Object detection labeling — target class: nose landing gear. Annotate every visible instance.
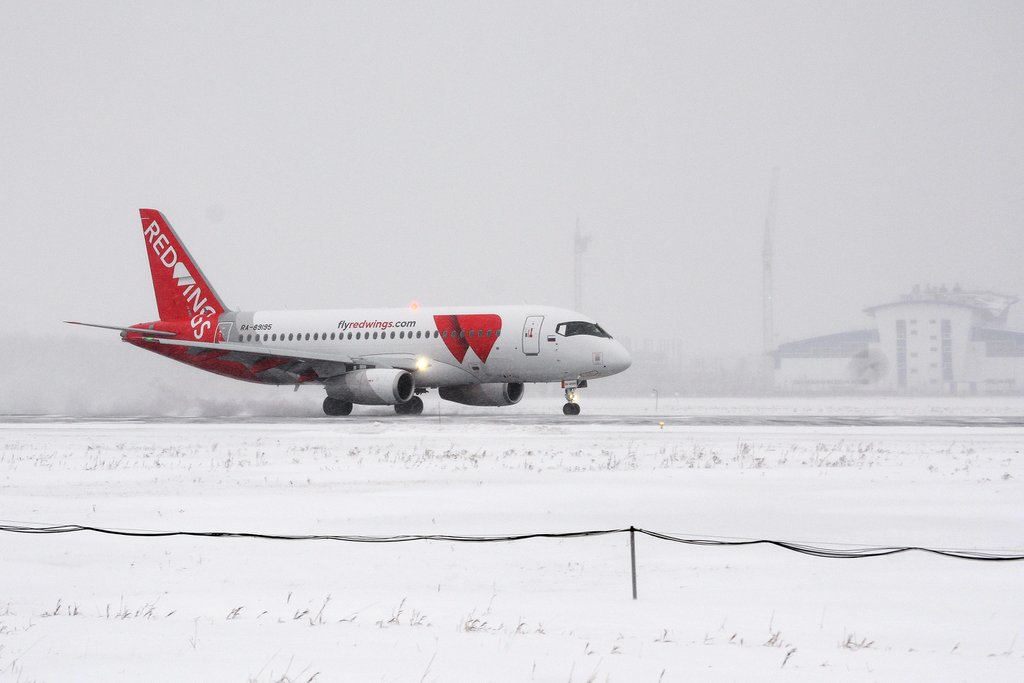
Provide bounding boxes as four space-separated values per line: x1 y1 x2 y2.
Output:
562 379 586 416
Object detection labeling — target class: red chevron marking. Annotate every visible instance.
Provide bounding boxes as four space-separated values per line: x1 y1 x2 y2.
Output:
460 314 502 363
433 315 469 363
433 314 503 363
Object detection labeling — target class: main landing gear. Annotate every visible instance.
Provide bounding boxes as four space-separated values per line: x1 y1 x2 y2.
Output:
323 396 353 416
323 396 425 416
394 395 424 416
562 379 587 416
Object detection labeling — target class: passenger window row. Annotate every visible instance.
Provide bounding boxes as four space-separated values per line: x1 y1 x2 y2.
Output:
240 329 501 343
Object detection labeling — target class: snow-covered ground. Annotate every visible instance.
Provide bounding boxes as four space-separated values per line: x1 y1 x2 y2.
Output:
1 406 1022 681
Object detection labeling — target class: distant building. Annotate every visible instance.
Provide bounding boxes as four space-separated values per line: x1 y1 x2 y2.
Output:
773 286 1024 394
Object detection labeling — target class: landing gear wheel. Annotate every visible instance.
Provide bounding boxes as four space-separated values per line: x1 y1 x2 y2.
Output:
562 383 582 416
407 396 424 415
395 396 424 416
323 397 353 416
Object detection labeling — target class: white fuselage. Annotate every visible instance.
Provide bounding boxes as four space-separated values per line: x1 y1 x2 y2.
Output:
221 304 631 388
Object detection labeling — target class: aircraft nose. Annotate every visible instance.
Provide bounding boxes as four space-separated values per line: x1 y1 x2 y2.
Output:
608 341 632 375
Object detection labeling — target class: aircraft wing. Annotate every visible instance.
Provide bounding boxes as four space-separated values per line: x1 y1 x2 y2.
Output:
69 320 389 384
150 337 351 363
349 353 417 371
140 337 359 383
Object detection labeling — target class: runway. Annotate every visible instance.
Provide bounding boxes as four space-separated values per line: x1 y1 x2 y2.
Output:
3 413 1023 428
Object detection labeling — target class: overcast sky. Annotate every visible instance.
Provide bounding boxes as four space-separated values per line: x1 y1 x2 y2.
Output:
2 1 1023 358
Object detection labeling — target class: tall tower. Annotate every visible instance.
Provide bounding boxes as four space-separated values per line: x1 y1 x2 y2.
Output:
574 218 592 312
763 169 780 386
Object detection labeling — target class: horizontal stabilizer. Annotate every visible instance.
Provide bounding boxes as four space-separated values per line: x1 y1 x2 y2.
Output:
64 321 177 337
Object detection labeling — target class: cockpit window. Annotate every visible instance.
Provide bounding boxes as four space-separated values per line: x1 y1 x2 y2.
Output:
555 321 612 338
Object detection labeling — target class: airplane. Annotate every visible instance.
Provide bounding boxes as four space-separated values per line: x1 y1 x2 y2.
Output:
67 209 632 416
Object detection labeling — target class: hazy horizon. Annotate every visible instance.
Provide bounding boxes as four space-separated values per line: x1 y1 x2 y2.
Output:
3 2 1023 408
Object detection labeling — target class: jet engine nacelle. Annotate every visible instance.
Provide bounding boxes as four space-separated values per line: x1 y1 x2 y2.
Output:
327 369 415 405
439 382 525 407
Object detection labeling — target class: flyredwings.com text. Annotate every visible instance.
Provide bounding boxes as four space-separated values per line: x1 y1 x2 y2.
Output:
336 320 417 331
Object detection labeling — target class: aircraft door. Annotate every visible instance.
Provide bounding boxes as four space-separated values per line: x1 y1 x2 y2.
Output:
217 321 233 343
522 316 543 356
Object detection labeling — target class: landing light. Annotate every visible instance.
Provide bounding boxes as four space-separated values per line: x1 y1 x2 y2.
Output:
415 357 431 372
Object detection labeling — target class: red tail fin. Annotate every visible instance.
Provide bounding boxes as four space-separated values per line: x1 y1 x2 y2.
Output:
139 209 228 341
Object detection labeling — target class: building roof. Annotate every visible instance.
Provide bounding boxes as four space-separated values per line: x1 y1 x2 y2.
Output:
864 287 1017 320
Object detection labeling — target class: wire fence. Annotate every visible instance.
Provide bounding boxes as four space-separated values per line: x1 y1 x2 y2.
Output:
4 522 1021 599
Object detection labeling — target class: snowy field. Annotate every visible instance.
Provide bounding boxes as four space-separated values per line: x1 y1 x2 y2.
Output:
1 401 1023 681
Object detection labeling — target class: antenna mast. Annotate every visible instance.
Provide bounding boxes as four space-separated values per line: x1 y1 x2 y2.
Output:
763 169 780 354
574 218 592 311
763 169 780 388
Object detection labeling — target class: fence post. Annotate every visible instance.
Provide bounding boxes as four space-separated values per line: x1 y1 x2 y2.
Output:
629 526 638 600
